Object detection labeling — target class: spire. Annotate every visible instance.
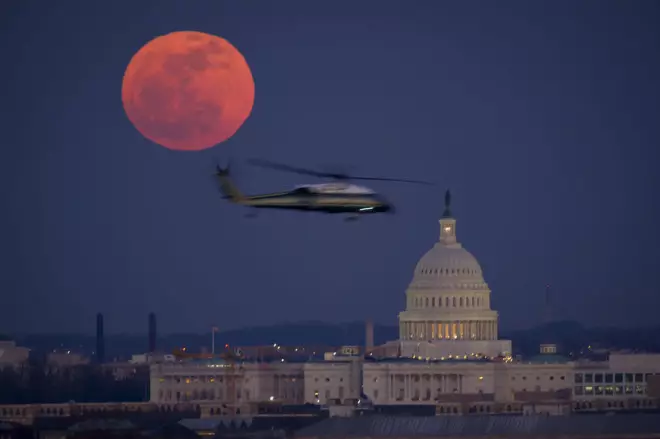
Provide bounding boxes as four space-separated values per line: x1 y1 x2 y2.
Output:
442 189 452 218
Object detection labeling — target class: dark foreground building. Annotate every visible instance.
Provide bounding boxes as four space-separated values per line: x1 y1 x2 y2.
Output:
29 411 199 439
295 414 660 439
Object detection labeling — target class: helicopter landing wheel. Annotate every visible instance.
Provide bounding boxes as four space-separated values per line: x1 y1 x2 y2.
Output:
345 215 359 222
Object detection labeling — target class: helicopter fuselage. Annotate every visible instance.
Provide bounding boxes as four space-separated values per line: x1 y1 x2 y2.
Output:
216 172 393 214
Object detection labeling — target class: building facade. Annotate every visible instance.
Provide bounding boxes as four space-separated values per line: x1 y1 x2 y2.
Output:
149 360 306 413
0 340 29 368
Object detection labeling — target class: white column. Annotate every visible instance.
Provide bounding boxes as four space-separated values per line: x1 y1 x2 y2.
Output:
405 374 410 400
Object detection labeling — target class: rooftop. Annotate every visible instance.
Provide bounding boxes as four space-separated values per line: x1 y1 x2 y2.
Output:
295 414 660 438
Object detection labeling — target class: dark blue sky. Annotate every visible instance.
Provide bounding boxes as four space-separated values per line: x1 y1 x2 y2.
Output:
1 0 659 334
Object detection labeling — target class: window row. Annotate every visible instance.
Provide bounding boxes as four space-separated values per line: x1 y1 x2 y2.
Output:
412 295 486 309
419 267 479 276
574 372 652 384
574 385 645 396
512 375 566 381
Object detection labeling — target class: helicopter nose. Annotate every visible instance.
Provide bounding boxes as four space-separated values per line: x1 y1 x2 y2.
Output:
380 203 395 214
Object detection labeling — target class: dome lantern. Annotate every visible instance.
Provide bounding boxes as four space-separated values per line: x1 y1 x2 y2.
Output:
439 190 457 246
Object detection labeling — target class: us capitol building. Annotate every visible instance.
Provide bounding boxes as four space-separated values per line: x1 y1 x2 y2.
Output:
398 190 510 360
147 192 660 416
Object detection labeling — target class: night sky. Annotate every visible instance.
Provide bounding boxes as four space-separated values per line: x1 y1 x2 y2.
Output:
2 0 659 335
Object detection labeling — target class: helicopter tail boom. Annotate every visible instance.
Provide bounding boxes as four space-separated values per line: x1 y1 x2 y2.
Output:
215 165 247 203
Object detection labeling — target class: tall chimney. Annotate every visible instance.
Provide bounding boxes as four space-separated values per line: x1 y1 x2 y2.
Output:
96 313 105 364
365 319 374 353
543 284 553 324
148 312 157 353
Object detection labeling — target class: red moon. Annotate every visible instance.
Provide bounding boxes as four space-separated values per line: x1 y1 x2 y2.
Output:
121 31 255 151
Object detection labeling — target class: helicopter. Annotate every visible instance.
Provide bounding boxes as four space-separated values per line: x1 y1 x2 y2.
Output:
214 159 433 220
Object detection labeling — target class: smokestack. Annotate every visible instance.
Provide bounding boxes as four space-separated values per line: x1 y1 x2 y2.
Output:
148 312 157 353
365 319 374 353
96 313 105 364
543 284 553 324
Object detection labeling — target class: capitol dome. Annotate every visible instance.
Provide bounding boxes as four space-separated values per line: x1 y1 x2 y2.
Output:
398 190 502 349
409 243 488 291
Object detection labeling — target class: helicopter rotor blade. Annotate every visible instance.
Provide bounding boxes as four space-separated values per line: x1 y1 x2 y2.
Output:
347 176 435 185
247 158 335 179
248 158 434 185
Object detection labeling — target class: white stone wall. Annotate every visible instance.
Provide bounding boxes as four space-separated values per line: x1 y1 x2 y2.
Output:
303 361 357 404
361 361 496 404
149 361 304 405
504 363 574 393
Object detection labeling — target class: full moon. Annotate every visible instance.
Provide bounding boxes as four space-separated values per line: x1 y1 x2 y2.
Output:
121 31 255 151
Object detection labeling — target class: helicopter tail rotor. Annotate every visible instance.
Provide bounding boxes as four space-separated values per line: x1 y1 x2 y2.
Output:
213 159 246 202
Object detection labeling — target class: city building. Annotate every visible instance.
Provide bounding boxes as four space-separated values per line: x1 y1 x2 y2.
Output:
0 340 29 369
142 192 660 416
2 192 659 422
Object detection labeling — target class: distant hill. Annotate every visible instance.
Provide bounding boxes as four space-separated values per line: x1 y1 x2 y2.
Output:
9 321 660 361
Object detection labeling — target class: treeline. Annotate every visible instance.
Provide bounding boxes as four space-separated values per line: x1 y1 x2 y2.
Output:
10 321 660 361
0 359 149 404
